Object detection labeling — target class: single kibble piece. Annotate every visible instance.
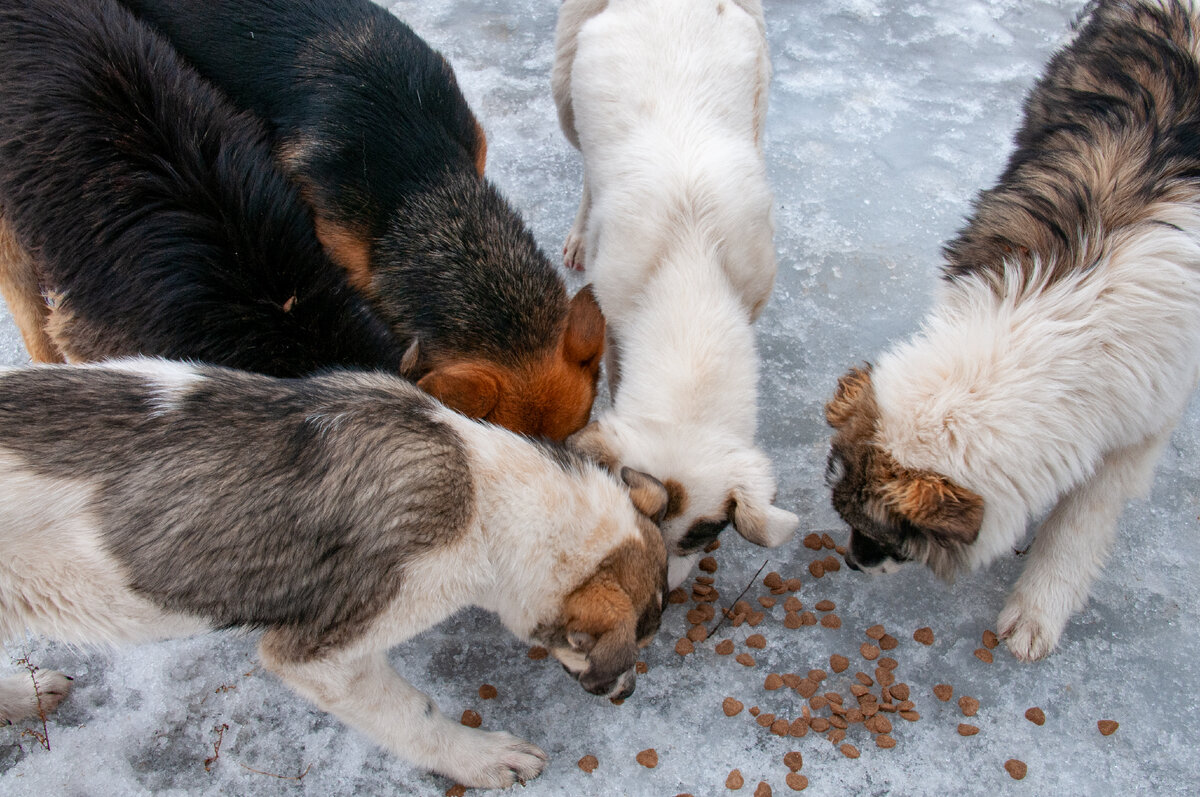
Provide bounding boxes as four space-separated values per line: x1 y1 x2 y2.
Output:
959 696 980 717
827 728 847 744
757 713 776 727
1005 759 1028 780
820 613 842 629
695 575 715 586
733 600 753 615
668 588 688 604
870 716 893 734
750 706 761 716
784 596 803 612
974 647 994 663
785 772 809 791
754 783 772 797
675 638 695 655
808 561 825 578
865 624 886 640
783 612 803 629
782 673 802 689
800 611 818 626
578 755 599 773
445 785 467 797
736 653 757 667
889 683 910 701
723 697 744 717
900 710 920 722
746 633 767 649
796 678 818 698
765 673 785 690
726 769 745 790
460 710 482 728
706 539 721 552
764 571 784 589
803 533 823 550
878 634 898 651
687 624 709 642
808 669 828 683
850 683 870 698
860 643 880 661
856 671 874 687
687 606 713 624
815 599 836 612
876 734 897 749
716 639 735 655
810 717 831 733
913 627 935 645
636 748 658 768
789 717 809 737
958 724 980 737
783 751 803 771
840 744 860 759
934 684 953 701
772 718 790 736
636 661 648 674
878 657 898 670
478 684 498 700
822 555 841 572
821 533 837 550
1098 720 1119 736
1025 707 1045 726
759 596 777 609
784 578 803 592
528 646 549 660
747 611 766 627
835 544 847 555
699 556 719 573
830 654 849 673
982 629 999 649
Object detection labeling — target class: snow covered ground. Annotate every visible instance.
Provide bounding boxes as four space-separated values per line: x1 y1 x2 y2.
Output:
2 1 1198 794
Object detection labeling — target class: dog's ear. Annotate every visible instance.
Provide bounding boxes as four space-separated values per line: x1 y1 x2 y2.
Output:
878 469 984 545
417 361 501 419
567 420 619 471
826 365 874 430
563 285 605 366
399 338 422 378
621 467 669 523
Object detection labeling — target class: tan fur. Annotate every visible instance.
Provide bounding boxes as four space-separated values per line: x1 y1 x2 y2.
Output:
312 212 374 296
472 117 488 177
0 215 61 363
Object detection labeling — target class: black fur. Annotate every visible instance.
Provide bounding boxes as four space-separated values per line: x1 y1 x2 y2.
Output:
0 0 405 377
119 0 569 368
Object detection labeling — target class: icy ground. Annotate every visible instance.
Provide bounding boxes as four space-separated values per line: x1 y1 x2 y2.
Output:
3 0 1199 795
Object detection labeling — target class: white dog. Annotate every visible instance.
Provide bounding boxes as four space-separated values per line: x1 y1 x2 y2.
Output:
825 0 1200 661
553 0 797 586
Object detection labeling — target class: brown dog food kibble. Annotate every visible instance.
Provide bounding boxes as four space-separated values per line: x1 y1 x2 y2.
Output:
668 588 688 604
783 612 803 629
810 717 831 733
528 645 549 660
785 772 809 791
913 627 935 645
686 606 712 624
840 744 860 759
726 769 745 790
803 533 823 550
876 668 895 688
865 624 886 640
982 629 999 649
578 754 599 773
758 596 777 609
772 718 791 736
636 661 648 674
746 611 766 627
860 642 881 661
736 653 757 667
784 596 803 612
855 671 874 687
820 613 842 629
789 717 809 737
959 696 980 716
783 751 803 771
765 673 785 690
1025 707 1046 726
889 683 910 701
687 625 709 643
934 684 953 701
782 673 802 689
974 647 994 663
750 706 761 717
878 634 898 650
1098 720 1119 736
808 561 825 578
675 638 695 656
876 734 897 749
699 556 719 573
636 748 658 768
716 639 735 655
784 578 803 592
460 710 482 728
478 684 498 700
1005 759 1028 780
706 539 721 552
764 571 784 589
827 728 847 744
756 713 774 728
830 654 850 673
754 783 772 797
723 697 744 716
796 678 819 698
878 657 898 670
958 723 980 736
815 599 836 612
746 633 767 649
799 611 818 626
821 533 837 549
695 575 715 586
445 785 467 797
808 669 828 682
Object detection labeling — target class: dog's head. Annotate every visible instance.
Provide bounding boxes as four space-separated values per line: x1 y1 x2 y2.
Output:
825 365 985 579
417 286 604 441
568 419 798 585
538 467 669 699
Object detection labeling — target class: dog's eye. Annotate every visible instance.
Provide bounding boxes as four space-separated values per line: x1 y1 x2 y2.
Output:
825 451 846 486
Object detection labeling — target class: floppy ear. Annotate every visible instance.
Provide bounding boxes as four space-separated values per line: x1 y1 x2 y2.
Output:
565 574 634 635
878 469 984 545
567 420 619 471
417 361 501 419
563 285 605 366
621 467 669 523
826 365 874 430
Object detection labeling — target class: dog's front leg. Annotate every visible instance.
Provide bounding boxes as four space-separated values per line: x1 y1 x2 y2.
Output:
259 634 547 788
563 173 591 271
998 431 1170 661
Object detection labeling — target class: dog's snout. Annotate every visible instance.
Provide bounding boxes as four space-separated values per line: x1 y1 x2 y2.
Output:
844 551 862 571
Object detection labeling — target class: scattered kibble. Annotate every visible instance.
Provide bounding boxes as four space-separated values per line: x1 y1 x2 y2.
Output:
840 743 860 759
765 673 784 690
1098 720 1119 736
676 638 695 656
830 654 849 673
478 684 497 700
636 748 658 768
746 634 767 649
958 724 980 736
754 782 772 797
699 556 719 573
934 684 953 701
959 696 980 717
785 772 809 791
723 697 744 717
528 646 549 660
578 755 599 773
445 785 467 797
808 561 825 578
1025 707 1045 726
803 533 823 550
815 599 836 612
764 572 784 589
974 648 994 663
736 653 756 667
1005 759 1028 780
865 624 886 640
820 613 842 629
784 596 803 612
860 643 880 660
716 639 735 655
783 751 803 771
913 627 935 645
878 634 898 651
726 769 745 790
982 629 999 649
460 710 482 728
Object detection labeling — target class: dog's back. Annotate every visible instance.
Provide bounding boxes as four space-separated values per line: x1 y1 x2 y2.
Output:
118 0 606 440
0 0 404 377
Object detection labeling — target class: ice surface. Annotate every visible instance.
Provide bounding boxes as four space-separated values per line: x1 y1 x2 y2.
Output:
2 0 1198 795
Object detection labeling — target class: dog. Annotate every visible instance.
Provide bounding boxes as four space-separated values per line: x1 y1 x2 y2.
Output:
553 0 797 586
114 0 606 441
0 0 406 378
0 358 669 788
825 0 1200 661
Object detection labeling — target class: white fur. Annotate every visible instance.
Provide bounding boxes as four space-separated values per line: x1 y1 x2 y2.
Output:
873 214 1200 659
554 0 797 583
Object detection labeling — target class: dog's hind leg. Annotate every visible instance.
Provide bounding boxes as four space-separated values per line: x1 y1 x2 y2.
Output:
998 429 1172 661
0 215 62 363
0 668 72 725
259 635 548 788
563 173 591 271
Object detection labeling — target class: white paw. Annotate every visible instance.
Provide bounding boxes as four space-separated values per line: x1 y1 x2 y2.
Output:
0 669 72 724
563 232 586 271
997 596 1063 662
447 730 548 789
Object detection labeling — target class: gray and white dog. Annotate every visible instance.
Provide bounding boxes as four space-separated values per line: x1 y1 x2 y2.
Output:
0 359 668 789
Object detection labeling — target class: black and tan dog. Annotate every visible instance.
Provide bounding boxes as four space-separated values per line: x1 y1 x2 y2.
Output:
0 358 669 788
0 0 406 378
113 0 606 440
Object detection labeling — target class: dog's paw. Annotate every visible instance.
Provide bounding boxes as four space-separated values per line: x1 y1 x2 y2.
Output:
448 730 548 789
0 669 72 724
997 598 1063 662
563 233 587 271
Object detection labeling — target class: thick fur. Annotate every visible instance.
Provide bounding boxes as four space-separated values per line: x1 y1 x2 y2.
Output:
826 0 1200 661
0 0 406 378
116 0 606 440
0 359 668 788
554 0 796 585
